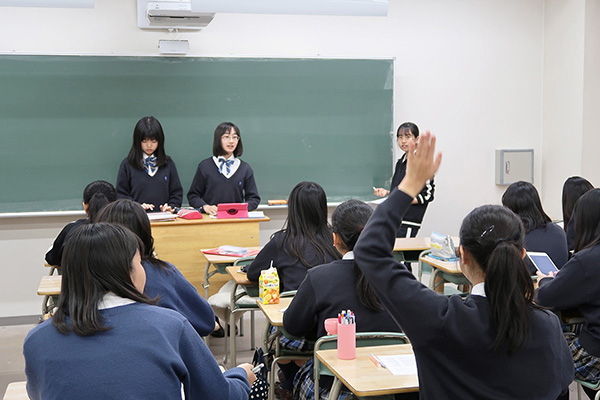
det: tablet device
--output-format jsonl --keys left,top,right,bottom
{"left": 526, "top": 252, "right": 558, "bottom": 274}
{"left": 216, "top": 203, "right": 249, "bottom": 219}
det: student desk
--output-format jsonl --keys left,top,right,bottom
{"left": 225, "top": 266, "right": 261, "bottom": 367}
{"left": 315, "top": 344, "right": 418, "bottom": 399}
{"left": 393, "top": 237, "right": 459, "bottom": 258}
{"left": 37, "top": 275, "right": 61, "bottom": 314}
{"left": 150, "top": 216, "right": 269, "bottom": 298}
{"left": 419, "top": 255, "right": 469, "bottom": 294}
{"left": 200, "top": 248, "right": 261, "bottom": 299}
{"left": 3, "top": 381, "right": 28, "bottom": 400}
{"left": 256, "top": 296, "right": 293, "bottom": 328}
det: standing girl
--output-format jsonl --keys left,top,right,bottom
{"left": 284, "top": 199, "right": 402, "bottom": 400}
{"left": 356, "top": 132, "right": 573, "bottom": 399}
{"left": 187, "top": 122, "right": 260, "bottom": 215}
{"left": 96, "top": 199, "right": 216, "bottom": 337}
{"left": 26, "top": 223, "right": 255, "bottom": 399}
{"left": 116, "top": 116, "right": 183, "bottom": 212}
{"left": 45, "top": 180, "right": 117, "bottom": 266}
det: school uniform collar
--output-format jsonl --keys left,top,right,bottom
{"left": 98, "top": 292, "right": 136, "bottom": 310}
{"left": 470, "top": 282, "right": 486, "bottom": 297}
{"left": 213, "top": 155, "right": 240, "bottom": 179}
{"left": 342, "top": 251, "right": 354, "bottom": 260}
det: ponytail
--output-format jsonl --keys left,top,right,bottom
{"left": 484, "top": 241, "right": 534, "bottom": 354}
{"left": 460, "top": 205, "right": 535, "bottom": 355}
{"left": 87, "top": 192, "right": 110, "bottom": 222}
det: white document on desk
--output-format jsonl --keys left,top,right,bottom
{"left": 377, "top": 354, "right": 418, "bottom": 376}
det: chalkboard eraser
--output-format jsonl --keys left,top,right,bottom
{"left": 268, "top": 199, "right": 288, "bottom": 205}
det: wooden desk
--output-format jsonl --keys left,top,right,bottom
{"left": 3, "top": 381, "right": 28, "bottom": 400}
{"left": 315, "top": 344, "right": 418, "bottom": 398}
{"left": 393, "top": 237, "right": 459, "bottom": 263}
{"left": 37, "top": 275, "right": 61, "bottom": 296}
{"left": 419, "top": 255, "right": 469, "bottom": 294}
{"left": 256, "top": 297, "right": 293, "bottom": 328}
{"left": 202, "top": 248, "right": 261, "bottom": 299}
{"left": 151, "top": 216, "right": 269, "bottom": 298}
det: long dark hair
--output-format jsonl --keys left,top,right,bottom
{"left": 96, "top": 199, "right": 172, "bottom": 271}
{"left": 460, "top": 205, "right": 535, "bottom": 355}
{"left": 82, "top": 180, "right": 117, "bottom": 222}
{"left": 280, "top": 181, "right": 340, "bottom": 267}
{"left": 127, "top": 116, "right": 169, "bottom": 169}
{"left": 212, "top": 122, "right": 243, "bottom": 157}
{"left": 562, "top": 176, "right": 593, "bottom": 232}
{"left": 53, "top": 223, "right": 155, "bottom": 336}
{"left": 332, "top": 200, "right": 382, "bottom": 312}
{"left": 501, "top": 181, "right": 550, "bottom": 233}
{"left": 573, "top": 189, "right": 600, "bottom": 253}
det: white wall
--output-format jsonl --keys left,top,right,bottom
{"left": 0, "top": 0, "right": 594, "bottom": 318}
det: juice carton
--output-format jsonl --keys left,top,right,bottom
{"left": 259, "top": 266, "right": 280, "bottom": 304}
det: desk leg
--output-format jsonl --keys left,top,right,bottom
{"left": 429, "top": 269, "right": 445, "bottom": 294}
{"left": 329, "top": 377, "right": 343, "bottom": 400}
{"left": 203, "top": 262, "right": 212, "bottom": 299}
{"left": 230, "top": 283, "right": 238, "bottom": 368}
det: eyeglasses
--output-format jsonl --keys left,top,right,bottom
{"left": 222, "top": 135, "right": 240, "bottom": 141}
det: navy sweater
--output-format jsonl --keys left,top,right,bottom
{"left": 24, "top": 303, "right": 250, "bottom": 400}
{"left": 187, "top": 158, "right": 260, "bottom": 211}
{"left": 45, "top": 218, "right": 87, "bottom": 266}
{"left": 143, "top": 259, "right": 215, "bottom": 336}
{"left": 537, "top": 243, "right": 600, "bottom": 357}
{"left": 246, "top": 231, "right": 339, "bottom": 292}
{"left": 355, "top": 189, "right": 573, "bottom": 400}
{"left": 116, "top": 158, "right": 183, "bottom": 209}
{"left": 524, "top": 223, "right": 569, "bottom": 273}
{"left": 390, "top": 154, "right": 435, "bottom": 227}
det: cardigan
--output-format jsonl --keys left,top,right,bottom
{"left": 246, "top": 231, "right": 339, "bottom": 292}
{"left": 45, "top": 218, "right": 87, "bottom": 266}
{"left": 537, "top": 243, "right": 600, "bottom": 357}
{"left": 143, "top": 259, "right": 215, "bottom": 336}
{"left": 24, "top": 303, "right": 250, "bottom": 400}
{"left": 390, "top": 154, "right": 434, "bottom": 227}
{"left": 354, "top": 189, "right": 573, "bottom": 400}
{"left": 116, "top": 158, "right": 183, "bottom": 209}
{"left": 524, "top": 223, "right": 569, "bottom": 273}
{"left": 187, "top": 158, "right": 260, "bottom": 211}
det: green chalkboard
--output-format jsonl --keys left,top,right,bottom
{"left": 0, "top": 55, "right": 393, "bottom": 213}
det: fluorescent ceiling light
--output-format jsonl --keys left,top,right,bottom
{"left": 192, "top": 0, "right": 388, "bottom": 16}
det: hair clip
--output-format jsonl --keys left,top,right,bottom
{"left": 477, "top": 225, "right": 495, "bottom": 244}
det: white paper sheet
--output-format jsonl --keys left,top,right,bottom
{"left": 377, "top": 354, "right": 417, "bottom": 376}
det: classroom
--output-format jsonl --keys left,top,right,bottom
{"left": 0, "top": 0, "right": 599, "bottom": 398}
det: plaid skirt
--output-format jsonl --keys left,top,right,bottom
{"left": 270, "top": 325, "right": 314, "bottom": 352}
{"left": 568, "top": 335, "right": 600, "bottom": 384}
{"left": 293, "top": 358, "right": 353, "bottom": 400}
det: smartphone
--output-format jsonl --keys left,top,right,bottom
{"left": 526, "top": 252, "right": 558, "bottom": 274}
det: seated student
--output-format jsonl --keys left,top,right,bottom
{"left": 355, "top": 132, "right": 573, "bottom": 400}
{"left": 246, "top": 181, "right": 340, "bottom": 397}
{"left": 562, "top": 176, "right": 593, "bottom": 251}
{"left": 187, "top": 122, "right": 260, "bottom": 215}
{"left": 45, "top": 180, "right": 117, "bottom": 266}
{"left": 25, "top": 223, "right": 255, "bottom": 400}
{"left": 284, "top": 199, "right": 403, "bottom": 400}
{"left": 502, "top": 181, "right": 568, "bottom": 271}
{"left": 96, "top": 199, "right": 216, "bottom": 337}
{"left": 116, "top": 116, "right": 183, "bottom": 213}
{"left": 537, "top": 188, "right": 600, "bottom": 400}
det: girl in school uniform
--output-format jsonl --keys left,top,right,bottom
{"left": 246, "top": 181, "right": 340, "bottom": 397}
{"left": 284, "top": 199, "right": 404, "bottom": 400}
{"left": 537, "top": 188, "right": 600, "bottom": 399}
{"left": 355, "top": 132, "right": 573, "bottom": 400}
{"left": 562, "top": 176, "right": 593, "bottom": 251}
{"left": 373, "top": 122, "right": 434, "bottom": 238}
{"left": 116, "top": 116, "right": 183, "bottom": 212}
{"left": 187, "top": 122, "right": 260, "bottom": 215}
{"left": 502, "top": 181, "right": 568, "bottom": 271}
{"left": 45, "top": 180, "right": 117, "bottom": 266}
{"left": 25, "top": 223, "right": 255, "bottom": 400}
{"left": 96, "top": 199, "right": 216, "bottom": 337}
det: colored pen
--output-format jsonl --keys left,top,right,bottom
{"left": 368, "top": 354, "right": 384, "bottom": 368}
{"left": 252, "top": 363, "right": 264, "bottom": 373}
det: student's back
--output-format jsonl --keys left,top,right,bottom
{"left": 525, "top": 222, "right": 568, "bottom": 268}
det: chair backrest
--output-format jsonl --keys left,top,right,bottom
{"left": 313, "top": 332, "right": 408, "bottom": 396}
{"left": 233, "top": 256, "right": 258, "bottom": 296}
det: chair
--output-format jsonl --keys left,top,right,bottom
{"left": 576, "top": 378, "right": 600, "bottom": 400}
{"left": 226, "top": 256, "right": 260, "bottom": 366}
{"left": 313, "top": 332, "right": 409, "bottom": 400}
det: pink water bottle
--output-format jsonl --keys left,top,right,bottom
{"left": 337, "top": 321, "right": 356, "bottom": 359}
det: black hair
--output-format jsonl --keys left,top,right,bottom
{"left": 562, "top": 176, "right": 593, "bottom": 232}
{"left": 126, "top": 116, "right": 169, "bottom": 170}
{"left": 460, "top": 205, "right": 535, "bottom": 355}
{"left": 573, "top": 189, "right": 600, "bottom": 253}
{"left": 332, "top": 200, "right": 382, "bottom": 312}
{"left": 53, "top": 223, "right": 155, "bottom": 336}
{"left": 396, "top": 122, "right": 419, "bottom": 138}
{"left": 212, "top": 122, "right": 243, "bottom": 157}
{"left": 82, "top": 180, "right": 117, "bottom": 222}
{"left": 501, "top": 181, "right": 550, "bottom": 233}
{"left": 96, "top": 199, "right": 172, "bottom": 272}
{"left": 279, "top": 181, "right": 340, "bottom": 268}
